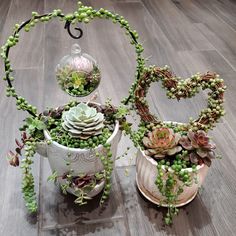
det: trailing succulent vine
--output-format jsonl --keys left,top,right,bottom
{"left": 1, "top": 1, "right": 145, "bottom": 118}
{"left": 7, "top": 99, "right": 127, "bottom": 212}
{"left": 1, "top": 1, "right": 144, "bottom": 213}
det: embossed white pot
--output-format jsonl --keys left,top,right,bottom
{"left": 136, "top": 149, "right": 209, "bottom": 207}
{"left": 37, "top": 119, "right": 121, "bottom": 198}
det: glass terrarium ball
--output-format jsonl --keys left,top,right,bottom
{"left": 55, "top": 44, "right": 101, "bottom": 97}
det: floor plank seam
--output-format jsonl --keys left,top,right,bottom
{"left": 194, "top": 23, "right": 236, "bottom": 73}
{"left": 114, "top": 170, "right": 132, "bottom": 236}
{"left": 0, "top": 0, "right": 13, "bottom": 34}
{"left": 40, "top": 215, "right": 125, "bottom": 231}
{"left": 38, "top": 1, "right": 46, "bottom": 234}
{"left": 196, "top": 0, "right": 236, "bottom": 34}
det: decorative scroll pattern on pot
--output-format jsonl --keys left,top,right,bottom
{"left": 65, "top": 148, "right": 107, "bottom": 163}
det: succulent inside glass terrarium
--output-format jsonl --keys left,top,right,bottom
{"left": 56, "top": 44, "right": 101, "bottom": 97}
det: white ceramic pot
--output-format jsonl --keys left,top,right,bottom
{"left": 136, "top": 149, "right": 209, "bottom": 207}
{"left": 37, "top": 120, "right": 121, "bottom": 197}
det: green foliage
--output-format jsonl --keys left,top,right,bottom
{"left": 74, "top": 189, "right": 92, "bottom": 205}
{"left": 25, "top": 117, "right": 46, "bottom": 132}
{"left": 60, "top": 184, "right": 69, "bottom": 195}
{"left": 114, "top": 105, "right": 129, "bottom": 119}
{"left": 20, "top": 141, "right": 37, "bottom": 213}
{"left": 50, "top": 125, "right": 112, "bottom": 149}
{"left": 1, "top": 1, "right": 144, "bottom": 117}
{"left": 97, "top": 143, "right": 113, "bottom": 205}
{"left": 155, "top": 157, "right": 197, "bottom": 225}
{"left": 47, "top": 171, "right": 58, "bottom": 183}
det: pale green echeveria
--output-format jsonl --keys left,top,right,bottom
{"left": 62, "top": 103, "right": 104, "bottom": 139}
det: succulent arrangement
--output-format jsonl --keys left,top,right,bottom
{"left": 121, "top": 64, "right": 226, "bottom": 224}
{"left": 55, "top": 43, "right": 101, "bottom": 97}
{"left": 56, "top": 64, "right": 101, "bottom": 97}
{"left": 1, "top": 0, "right": 227, "bottom": 228}
{"left": 142, "top": 127, "right": 216, "bottom": 166}
{"left": 1, "top": 1, "right": 145, "bottom": 214}
{"left": 6, "top": 100, "right": 126, "bottom": 210}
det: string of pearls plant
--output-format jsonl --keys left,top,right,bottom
{"left": 1, "top": 2, "right": 145, "bottom": 213}
{"left": 129, "top": 65, "right": 226, "bottom": 131}
{"left": 1, "top": 1, "right": 145, "bottom": 118}
{"left": 122, "top": 65, "right": 226, "bottom": 224}
{"left": 1, "top": 0, "right": 227, "bottom": 227}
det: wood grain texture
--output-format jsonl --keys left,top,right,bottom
{"left": 0, "top": 0, "right": 44, "bottom": 69}
{"left": 0, "top": 0, "right": 236, "bottom": 235}
{"left": 0, "top": 0, "right": 11, "bottom": 36}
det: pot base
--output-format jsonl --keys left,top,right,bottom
{"left": 136, "top": 174, "right": 198, "bottom": 207}
{"left": 66, "top": 179, "right": 105, "bottom": 198}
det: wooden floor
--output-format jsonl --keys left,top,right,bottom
{"left": 0, "top": 0, "right": 236, "bottom": 235}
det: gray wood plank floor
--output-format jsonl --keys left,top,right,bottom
{"left": 0, "top": 0, "right": 236, "bottom": 235}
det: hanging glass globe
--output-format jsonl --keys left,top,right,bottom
{"left": 55, "top": 44, "right": 101, "bottom": 97}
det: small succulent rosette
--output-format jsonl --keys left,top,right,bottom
{"left": 55, "top": 44, "right": 101, "bottom": 97}
{"left": 62, "top": 103, "right": 105, "bottom": 139}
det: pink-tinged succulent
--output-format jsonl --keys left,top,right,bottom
{"left": 179, "top": 130, "right": 216, "bottom": 167}
{"left": 8, "top": 151, "right": 19, "bottom": 167}
{"left": 71, "top": 57, "right": 94, "bottom": 73}
{"left": 188, "top": 130, "right": 215, "bottom": 149}
{"left": 143, "top": 127, "right": 182, "bottom": 159}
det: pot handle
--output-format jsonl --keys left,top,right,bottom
{"left": 36, "top": 142, "right": 48, "bottom": 157}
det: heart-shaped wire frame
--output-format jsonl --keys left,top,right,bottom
{"left": 1, "top": 3, "right": 145, "bottom": 117}
{"left": 132, "top": 65, "right": 226, "bottom": 132}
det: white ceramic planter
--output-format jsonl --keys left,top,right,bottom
{"left": 37, "top": 120, "right": 121, "bottom": 197}
{"left": 136, "top": 149, "right": 209, "bottom": 207}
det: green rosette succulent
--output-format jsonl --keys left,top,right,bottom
{"left": 62, "top": 103, "right": 105, "bottom": 139}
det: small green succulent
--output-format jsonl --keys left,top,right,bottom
{"left": 71, "top": 71, "right": 86, "bottom": 89}
{"left": 62, "top": 103, "right": 105, "bottom": 139}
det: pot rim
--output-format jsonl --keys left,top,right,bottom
{"left": 139, "top": 149, "right": 204, "bottom": 173}
{"left": 43, "top": 102, "right": 120, "bottom": 151}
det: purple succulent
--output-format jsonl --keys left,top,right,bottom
{"left": 179, "top": 130, "right": 216, "bottom": 167}
{"left": 8, "top": 151, "right": 19, "bottom": 167}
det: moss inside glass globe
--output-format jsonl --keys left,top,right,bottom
{"left": 55, "top": 44, "right": 101, "bottom": 97}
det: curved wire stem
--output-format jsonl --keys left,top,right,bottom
{"left": 3, "top": 7, "right": 144, "bottom": 117}
{"left": 64, "top": 21, "right": 83, "bottom": 39}
{"left": 4, "top": 13, "right": 84, "bottom": 117}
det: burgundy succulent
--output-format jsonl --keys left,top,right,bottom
{"left": 8, "top": 151, "right": 19, "bottom": 167}
{"left": 179, "top": 130, "right": 216, "bottom": 166}
{"left": 8, "top": 132, "right": 30, "bottom": 167}
{"left": 72, "top": 175, "right": 94, "bottom": 188}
